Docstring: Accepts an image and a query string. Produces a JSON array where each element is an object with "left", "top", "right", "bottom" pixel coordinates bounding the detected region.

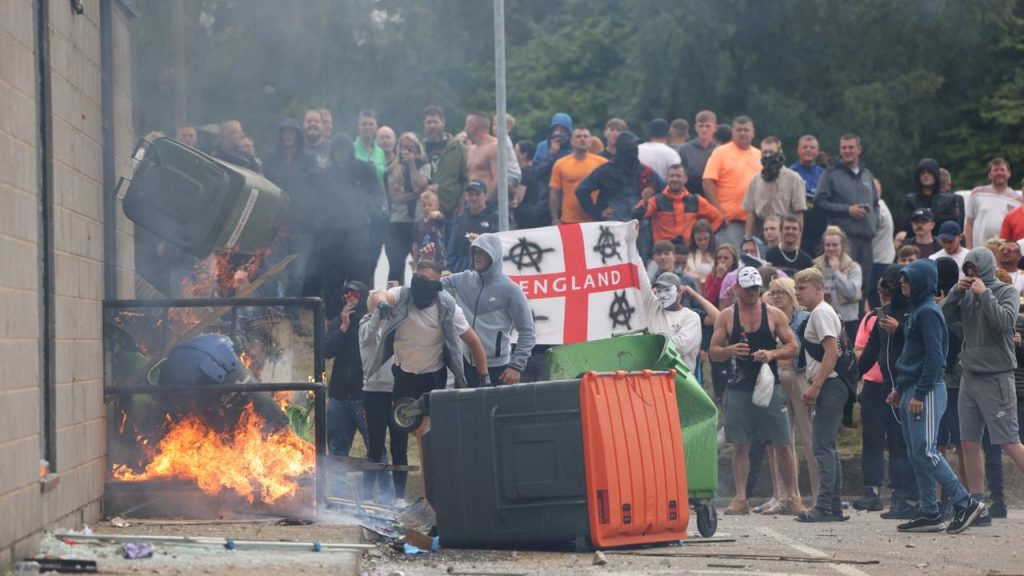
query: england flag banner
[{"left": 494, "top": 221, "right": 647, "bottom": 345}]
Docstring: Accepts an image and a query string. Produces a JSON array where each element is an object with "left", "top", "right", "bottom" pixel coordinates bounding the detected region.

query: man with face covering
[
  {"left": 742, "top": 137, "right": 806, "bottom": 239},
  {"left": 418, "top": 234, "right": 536, "bottom": 386},
  {"left": 366, "top": 260, "right": 489, "bottom": 394},
  {"left": 576, "top": 131, "right": 665, "bottom": 258},
  {"left": 942, "top": 247, "right": 1024, "bottom": 515},
  {"left": 637, "top": 269, "right": 703, "bottom": 373}
]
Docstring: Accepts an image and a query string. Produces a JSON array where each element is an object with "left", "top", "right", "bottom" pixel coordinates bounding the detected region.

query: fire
[
  {"left": 272, "top": 391, "right": 291, "bottom": 412},
  {"left": 112, "top": 402, "right": 314, "bottom": 504},
  {"left": 168, "top": 248, "right": 270, "bottom": 334}
]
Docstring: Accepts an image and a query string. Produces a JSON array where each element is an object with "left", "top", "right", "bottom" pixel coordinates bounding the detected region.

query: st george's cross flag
[{"left": 494, "top": 221, "right": 646, "bottom": 345}]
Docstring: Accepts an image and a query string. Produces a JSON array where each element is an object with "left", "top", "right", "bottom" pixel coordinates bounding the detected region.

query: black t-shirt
[{"left": 765, "top": 245, "right": 814, "bottom": 276}]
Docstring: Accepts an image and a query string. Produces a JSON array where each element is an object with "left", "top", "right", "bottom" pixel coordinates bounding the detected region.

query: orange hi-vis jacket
[{"left": 635, "top": 186, "right": 724, "bottom": 244}]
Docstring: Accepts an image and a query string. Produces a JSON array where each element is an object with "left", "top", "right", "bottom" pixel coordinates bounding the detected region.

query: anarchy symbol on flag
[{"left": 495, "top": 221, "right": 647, "bottom": 345}]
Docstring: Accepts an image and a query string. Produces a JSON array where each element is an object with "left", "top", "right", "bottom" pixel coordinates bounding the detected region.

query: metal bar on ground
[
  {"left": 604, "top": 551, "right": 879, "bottom": 565},
  {"left": 54, "top": 532, "right": 372, "bottom": 551}
]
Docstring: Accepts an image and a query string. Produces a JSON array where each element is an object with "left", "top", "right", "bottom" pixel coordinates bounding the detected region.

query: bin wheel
[
  {"left": 391, "top": 397, "right": 425, "bottom": 433},
  {"left": 696, "top": 502, "right": 717, "bottom": 538}
]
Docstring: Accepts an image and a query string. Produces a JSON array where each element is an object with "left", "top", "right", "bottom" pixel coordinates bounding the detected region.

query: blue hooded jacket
[
  {"left": 532, "top": 113, "right": 573, "bottom": 163},
  {"left": 440, "top": 233, "right": 537, "bottom": 371},
  {"left": 894, "top": 259, "right": 948, "bottom": 400}
]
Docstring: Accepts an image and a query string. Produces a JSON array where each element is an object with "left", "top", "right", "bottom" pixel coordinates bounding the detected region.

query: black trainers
[
  {"left": 947, "top": 498, "right": 985, "bottom": 534},
  {"left": 881, "top": 500, "right": 919, "bottom": 520},
  {"left": 852, "top": 489, "right": 884, "bottom": 511},
  {"left": 972, "top": 509, "right": 992, "bottom": 527},
  {"left": 988, "top": 501, "right": 1007, "bottom": 519},
  {"left": 897, "top": 513, "right": 948, "bottom": 533}
]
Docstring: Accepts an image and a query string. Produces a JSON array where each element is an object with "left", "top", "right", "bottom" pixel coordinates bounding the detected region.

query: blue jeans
[
  {"left": 901, "top": 384, "right": 970, "bottom": 515},
  {"left": 327, "top": 398, "right": 368, "bottom": 457}
]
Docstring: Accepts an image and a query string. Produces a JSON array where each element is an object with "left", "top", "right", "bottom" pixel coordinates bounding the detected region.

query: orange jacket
[{"left": 635, "top": 186, "right": 724, "bottom": 244}]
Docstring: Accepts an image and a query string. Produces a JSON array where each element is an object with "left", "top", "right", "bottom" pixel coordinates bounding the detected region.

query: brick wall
[{"left": 0, "top": 0, "right": 134, "bottom": 569}]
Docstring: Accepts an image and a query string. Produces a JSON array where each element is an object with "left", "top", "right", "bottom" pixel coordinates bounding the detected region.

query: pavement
[{"left": 368, "top": 506, "right": 1024, "bottom": 576}]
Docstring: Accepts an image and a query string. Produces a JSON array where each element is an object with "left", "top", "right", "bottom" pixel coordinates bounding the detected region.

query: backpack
[{"left": 798, "top": 312, "right": 859, "bottom": 396}]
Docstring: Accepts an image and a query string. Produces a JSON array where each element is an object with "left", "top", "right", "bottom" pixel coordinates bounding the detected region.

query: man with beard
[
  {"left": 421, "top": 105, "right": 468, "bottom": 226},
  {"left": 307, "top": 135, "right": 382, "bottom": 317},
  {"left": 264, "top": 117, "right": 321, "bottom": 297},
  {"left": 576, "top": 131, "right": 664, "bottom": 258},
  {"left": 318, "top": 108, "right": 334, "bottom": 141},
  {"left": 364, "top": 259, "right": 490, "bottom": 501},
  {"left": 303, "top": 109, "right": 330, "bottom": 167},
  {"left": 635, "top": 164, "right": 722, "bottom": 244},
  {"left": 742, "top": 137, "right": 805, "bottom": 239}
]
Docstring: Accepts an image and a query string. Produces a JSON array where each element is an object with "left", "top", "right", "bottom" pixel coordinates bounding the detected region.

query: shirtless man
[{"left": 464, "top": 112, "right": 499, "bottom": 200}]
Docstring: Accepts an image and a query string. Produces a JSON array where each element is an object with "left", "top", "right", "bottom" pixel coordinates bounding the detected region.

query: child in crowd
[{"left": 412, "top": 190, "right": 446, "bottom": 267}]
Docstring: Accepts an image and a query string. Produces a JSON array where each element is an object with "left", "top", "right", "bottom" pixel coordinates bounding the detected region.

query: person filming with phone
[{"left": 813, "top": 133, "right": 880, "bottom": 301}]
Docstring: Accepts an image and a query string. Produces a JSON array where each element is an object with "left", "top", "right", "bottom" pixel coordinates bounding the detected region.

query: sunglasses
[{"left": 343, "top": 290, "right": 361, "bottom": 299}]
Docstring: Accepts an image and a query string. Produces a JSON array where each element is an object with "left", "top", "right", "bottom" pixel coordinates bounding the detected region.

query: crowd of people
[{"left": 152, "top": 105, "right": 1024, "bottom": 534}]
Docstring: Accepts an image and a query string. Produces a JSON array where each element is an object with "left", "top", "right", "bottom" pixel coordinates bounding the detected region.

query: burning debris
[{"left": 112, "top": 402, "right": 314, "bottom": 504}]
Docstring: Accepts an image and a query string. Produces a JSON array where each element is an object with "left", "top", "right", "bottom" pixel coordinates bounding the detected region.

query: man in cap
[
  {"left": 900, "top": 208, "right": 941, "bottom": 260},
  {"left": 637, "top": 267, "right": 704, "bottom": 373},
  {"left": 928, "top": 221, "right": 968, "bottom": 269},
  {"left": 445, "top": 180, "right": 498, "bottom": 273},
  {"left": 710, "top": 266, "right": 802, "bottom": 515}
]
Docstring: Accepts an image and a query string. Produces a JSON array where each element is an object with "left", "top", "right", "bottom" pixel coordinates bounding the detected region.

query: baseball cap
[
  {"left": 937, "top": 220, "right": 962, "bottom": 240},
  {"left": 464, "top": 180, "right": 487, "bottom": 194},
  {"left": 648, "top": 118, "right": 669, "bottom": 138},
  {"left": 737, "top": 266, "right": 763, "bottom": 289},
  {"left": 910, "top": 208, "right": 934, "bottom": 222},
  {"left": 653, "top": 272, "right": 682, "bottom": 290}
]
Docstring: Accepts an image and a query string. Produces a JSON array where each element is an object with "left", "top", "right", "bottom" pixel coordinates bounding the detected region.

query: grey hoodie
[
  {"left": 441, "top": 234, "right": 536, "bottom": 371},
  {"left": 941, "top": 247, "right": 1019, "bottom": 374}
]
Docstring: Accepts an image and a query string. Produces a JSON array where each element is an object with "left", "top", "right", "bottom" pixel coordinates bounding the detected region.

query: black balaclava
[
  {"left": 935, "top": 257, "right": 960, "bottom": 297},
  {"left": 882, "top": 263, "right": 908, "bottom": 310},
  {"left": 615, "top": 131, "right": 641, "bottom": 172},
  {"left": 410, "top": 275, "right": 442, "bottom": 309},
  {"left": 761, "top": 151, "right": 786, "bottom": 182}
]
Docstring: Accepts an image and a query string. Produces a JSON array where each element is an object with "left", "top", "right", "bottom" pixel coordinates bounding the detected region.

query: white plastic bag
[{"left": 752, "top": 363, "right": 775, "bottom": 407}]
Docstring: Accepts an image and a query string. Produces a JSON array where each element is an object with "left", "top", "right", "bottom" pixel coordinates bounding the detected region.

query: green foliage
[{"left": 132, "top": 0, "right": 1024, "bottom": 217}]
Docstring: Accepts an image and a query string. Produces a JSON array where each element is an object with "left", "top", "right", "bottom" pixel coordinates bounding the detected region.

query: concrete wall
[{"left": 0, "top": 0, "right": 134, "bottom": 569}]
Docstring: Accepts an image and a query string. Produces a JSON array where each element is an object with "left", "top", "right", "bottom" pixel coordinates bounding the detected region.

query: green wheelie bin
[{"left": 547, "top": 334, "right": 719, "bottom": 537}]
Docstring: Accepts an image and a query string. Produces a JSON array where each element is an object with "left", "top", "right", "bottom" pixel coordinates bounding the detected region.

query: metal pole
[
  {"left": 171, "top": 0, "right": 187, "bottom": 127},
  {"left": 493, "top": 0, "right": 509, "bottom": 231}
]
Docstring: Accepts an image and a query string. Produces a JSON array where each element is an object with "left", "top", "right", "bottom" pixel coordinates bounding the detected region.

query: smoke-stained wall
[{"left": 0, "top": 0, "right": 135, "bottom": 569}]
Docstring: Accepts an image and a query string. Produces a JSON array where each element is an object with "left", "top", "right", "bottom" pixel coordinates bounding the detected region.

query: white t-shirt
[
  {"left": 638, "top": 142, "right": 682, "bottom": 181},
  {"left": 966, "top": 185, "right": 1022, "bottom": 248},
  {"left": 803, "top": 300, "right": 841, "bottom": 383},
  {"left": 872, "top": 199, "right": 896, "bottom": 264},
  {"left": 928, "top": 245, "right": 968, "bottom": 275},
  {"left": 387, "top": 287, "right": 470, "bottom": 374}
]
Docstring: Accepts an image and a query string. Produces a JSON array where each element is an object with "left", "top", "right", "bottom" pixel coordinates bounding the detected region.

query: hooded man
[
  {"left": 532, "top": 112, "right": 573, "bottom": 164},
  {"left": 941, "top": 247, "right": 1024, "bottom": 513},
  {"left": 576, "top": 131, "right": 665, "bottom": 257},
  {"left": 901, "top": 158, "right": 964, "bottom": 234},
  {"left": 889, "top": 259, "right": 983, "bottom": 533},
  {"left": 432, "top": 234, "right": 536, "bottom": 386},
  {"left": 854, "top": 265, "right": 918, "bottom": 517},
  {"left": 325, "top": 280, "right": 370, "bottom": 457}
]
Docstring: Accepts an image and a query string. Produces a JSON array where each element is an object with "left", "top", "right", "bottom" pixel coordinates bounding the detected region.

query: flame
[
  {"left": 240, "top": 351, "right": 253, "bottom": 370},
  {"left": 168, "top": 248, "right": 270, "bottom": 334},
  {"left": 112, "top": 403, "right": 314, "bottom": 504},
  {"left": 272, "top": 391, "right": 291, "bottom": 412}
]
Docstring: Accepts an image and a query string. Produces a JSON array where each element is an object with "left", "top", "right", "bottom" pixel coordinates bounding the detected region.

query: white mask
[{"left": 657, "top": 285, "right": 678, "bottom": 309}]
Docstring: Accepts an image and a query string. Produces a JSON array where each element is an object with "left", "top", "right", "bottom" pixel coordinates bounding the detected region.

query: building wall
[{"left": 0, "top": 0, "right": 134, "bottom": 569}]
